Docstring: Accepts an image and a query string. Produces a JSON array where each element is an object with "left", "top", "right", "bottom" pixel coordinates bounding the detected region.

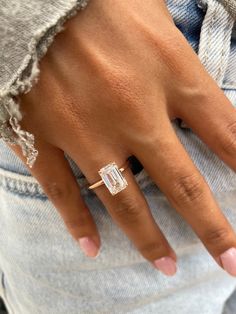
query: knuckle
[
  {"left": 221, "top": 121, "right": 236, "bottom": 156},
  {"left": 101, "top": 65, "right": 132, "bottom": 96},
  {"left": 100, "top": 66, "right": 144, "bottom": 110},
  {"left": 114, "top": 196, "right": 144, "bottom": 224},
  {"left": 65, "top": 214, "right": 88, "bottom": 232},
  {"left": 170, "top": 173, "right": 205, "bottom": 206},
  {"left": 204, "top": 227, "right": 230, "bottom": 245},
  {"left": 139, "top": 242, "right": 164, "bottom": 259},
  {"left": 64, "top": 218, "right": 83, "bottom": 231},
  {"left": 43, "top": 181, "right": 72, "bottom": 202}
]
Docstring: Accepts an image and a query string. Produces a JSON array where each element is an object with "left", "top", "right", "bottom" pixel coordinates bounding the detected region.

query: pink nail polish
[
  {"left": 153, "top": 256, "right": 177, "bottom": 276},
  {"left": 78, "top": 237, "right": 100, "bottom": 258},
  {"left": 219, "top": 247, "right": 236, "bottom": 276}
]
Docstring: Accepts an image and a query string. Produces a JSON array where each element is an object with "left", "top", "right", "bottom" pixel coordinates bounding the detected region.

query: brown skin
[{"left": 9, "top": 0, "right": 236, "bottom": 270}]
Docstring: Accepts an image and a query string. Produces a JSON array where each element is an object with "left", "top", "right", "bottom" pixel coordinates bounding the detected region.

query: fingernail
[
  {"left": 219, "top": 247, "right": 236, "bottom": 276},
  {"left": 153, "top": 257, "right": 177, "bottom": 276},
  {"left": 78, "top": 237, "right": 100, "bottom": 258}
]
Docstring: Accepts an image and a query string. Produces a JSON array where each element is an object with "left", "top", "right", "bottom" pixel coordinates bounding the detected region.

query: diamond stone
[{"left": 99, "top": 162, "right": 128, "bottom": 195}]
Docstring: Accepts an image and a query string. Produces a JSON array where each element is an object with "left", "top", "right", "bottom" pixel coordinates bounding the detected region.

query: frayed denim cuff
[{"left": 0, "top": 0, "right": 89, "bottom": 168}]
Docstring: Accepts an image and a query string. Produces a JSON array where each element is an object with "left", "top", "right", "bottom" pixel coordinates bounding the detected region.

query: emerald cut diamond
[{"left": 99, "top": 162, "right": 128, "bottom": 195}]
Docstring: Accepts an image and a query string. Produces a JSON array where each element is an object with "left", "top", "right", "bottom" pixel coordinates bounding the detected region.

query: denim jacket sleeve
[{"left": 0, "top": 0, "right": 89, "bottom": 168}]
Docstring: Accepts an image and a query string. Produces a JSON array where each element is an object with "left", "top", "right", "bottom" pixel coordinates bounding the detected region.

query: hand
[{"left": 9, "top": 0, "right": 236, "bottom": 276}]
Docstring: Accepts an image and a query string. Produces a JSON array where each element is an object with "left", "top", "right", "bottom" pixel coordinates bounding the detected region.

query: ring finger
[{"left": 67, "top": 144, "right": 178, "bottom": 276}]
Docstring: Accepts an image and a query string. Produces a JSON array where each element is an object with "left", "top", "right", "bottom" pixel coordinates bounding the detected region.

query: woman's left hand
[{"left": 7, "top": 0, "right": 236, "bottom": 276}]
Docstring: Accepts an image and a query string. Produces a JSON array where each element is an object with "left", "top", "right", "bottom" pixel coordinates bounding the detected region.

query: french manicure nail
[
  {"left": 219, "top": 247, "right": 236, "bottom": 276},
  {"left": 78, "top": 237, "right": 100, "bottom": 258},
  {"left": 153, "top": 256, "right": 177, "bottom": 276}
]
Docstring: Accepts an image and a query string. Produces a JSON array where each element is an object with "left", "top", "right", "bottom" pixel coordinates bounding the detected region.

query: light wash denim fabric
[{"left": 0, "top": 0, "right": 236, "bottom": 313}]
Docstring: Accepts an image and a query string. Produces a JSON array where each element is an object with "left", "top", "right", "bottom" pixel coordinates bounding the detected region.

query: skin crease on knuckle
[
  {"left": 64, "top": 210, "right": 92, "bottom": 234},
  {"left": 42, "top": 181, "right": 71, "bottom": 203},
  {"left": 203, "top": 227, "right": 232, "bottom": 249},
  {"left": 112, "top": 195, "right": 147, "bottom": 226},
  {"left": 168, "top": 173, "right": 206, "bottom": 207},
  {"left": 15, "top": 0, "right": 236, "bottom": 276},
  {"left": 220, "top": 120, "right": 236, "bottom": 157}
]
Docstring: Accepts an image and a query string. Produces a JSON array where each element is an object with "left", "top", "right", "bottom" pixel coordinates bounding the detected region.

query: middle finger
[{"left": 67, "top": 143, "right": 178, "bottom": 276}]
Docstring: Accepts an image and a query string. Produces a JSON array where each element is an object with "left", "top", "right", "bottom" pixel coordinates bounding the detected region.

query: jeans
[{"left": 0, "top": 0, "right": 236, "bottom": 313}]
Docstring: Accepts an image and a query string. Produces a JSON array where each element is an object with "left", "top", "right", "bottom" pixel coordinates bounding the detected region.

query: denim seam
[
  {"left": 223, "top": 81, "right": 236, "bottom": 88},
  {"left": 216, "top": 13, "right": 232, "bottom": 82},
  {"left": 0, "top": 179, "right": 46, "bottom": 200},
  {"left": 0, "top": 167, "right": 149, "bottom": 198},
  {"left": 198, "top": 0, "right": 234, "bottom": 86},
  {"left": 201, "top": 1, "right": 219, "bottom": 68}
]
